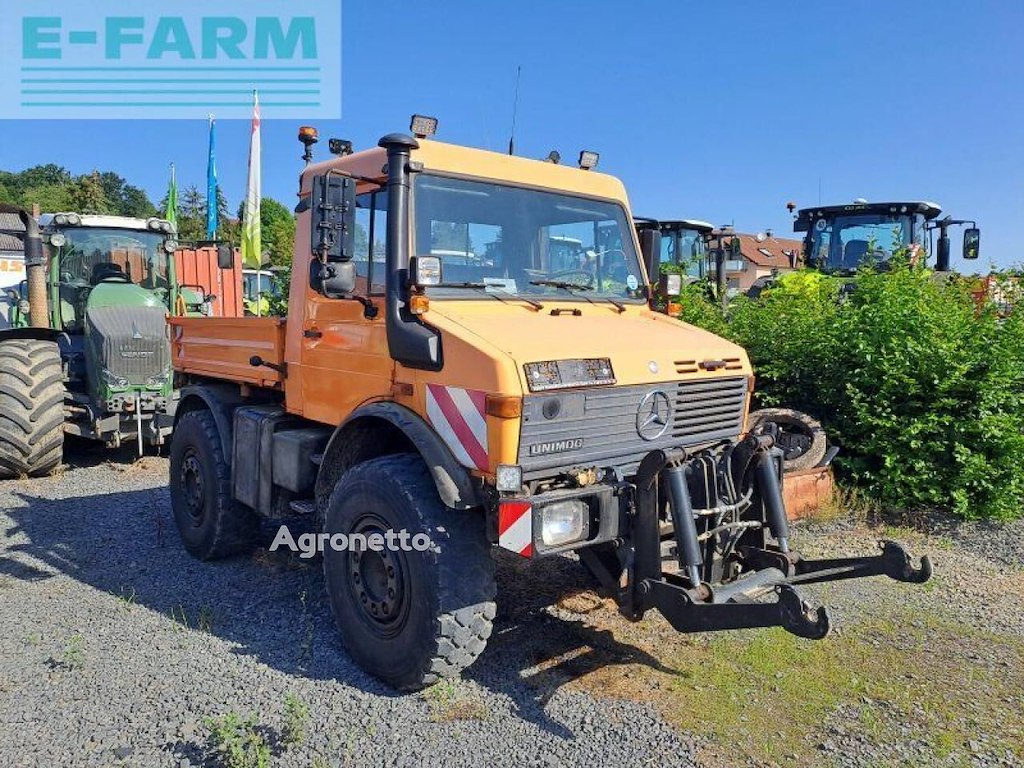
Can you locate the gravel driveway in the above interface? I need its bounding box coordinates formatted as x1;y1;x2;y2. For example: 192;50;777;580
0;445;1021;767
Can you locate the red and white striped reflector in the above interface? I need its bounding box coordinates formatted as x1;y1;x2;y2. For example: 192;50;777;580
425;384;489;471
498;500;533;557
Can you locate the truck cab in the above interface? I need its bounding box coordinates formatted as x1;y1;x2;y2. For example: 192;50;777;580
168;119;932;691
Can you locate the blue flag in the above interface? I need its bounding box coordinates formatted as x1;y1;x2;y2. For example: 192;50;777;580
206;116;218;240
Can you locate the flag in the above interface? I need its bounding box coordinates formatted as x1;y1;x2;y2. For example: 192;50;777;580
206;116;218;240
165;163;178;230
241;91;262;270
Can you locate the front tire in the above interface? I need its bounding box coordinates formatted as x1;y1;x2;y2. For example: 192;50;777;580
169;409;258;560
323;454;496;691
0;339;64;479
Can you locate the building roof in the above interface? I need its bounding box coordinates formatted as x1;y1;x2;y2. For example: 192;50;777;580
0;233;24;252
733;232;803;269
0;212;26;234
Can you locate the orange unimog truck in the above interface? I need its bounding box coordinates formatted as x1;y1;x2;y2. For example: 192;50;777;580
168;116;931;691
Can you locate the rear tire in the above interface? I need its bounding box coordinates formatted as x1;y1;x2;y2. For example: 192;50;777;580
323;454;496;691
169;408;258;560
0;339;64;479
748;407;827;471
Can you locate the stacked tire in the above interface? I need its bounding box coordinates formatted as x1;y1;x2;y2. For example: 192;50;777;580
0;339;64;479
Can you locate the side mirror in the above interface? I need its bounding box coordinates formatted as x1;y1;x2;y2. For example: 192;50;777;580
311;173;356;261
216;244;234;270
637;228;662;285
963;228;980;260
312;260;356;298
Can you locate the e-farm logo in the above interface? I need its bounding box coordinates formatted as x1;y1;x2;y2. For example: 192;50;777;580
0;0;341;119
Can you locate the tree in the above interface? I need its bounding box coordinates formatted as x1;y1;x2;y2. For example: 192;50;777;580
261;197;296;266
69;171;110;214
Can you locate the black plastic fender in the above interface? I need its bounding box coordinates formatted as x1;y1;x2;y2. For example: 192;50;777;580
174;384;245;466
315;401;480;513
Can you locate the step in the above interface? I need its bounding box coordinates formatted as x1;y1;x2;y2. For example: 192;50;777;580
288;499;317;516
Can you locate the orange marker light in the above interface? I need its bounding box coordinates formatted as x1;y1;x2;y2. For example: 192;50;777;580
485;395;523;419
409;295;430;315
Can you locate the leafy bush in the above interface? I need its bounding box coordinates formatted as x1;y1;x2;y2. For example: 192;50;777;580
678;265;1024;520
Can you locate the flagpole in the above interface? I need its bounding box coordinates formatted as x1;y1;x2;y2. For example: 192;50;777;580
242;89;262;316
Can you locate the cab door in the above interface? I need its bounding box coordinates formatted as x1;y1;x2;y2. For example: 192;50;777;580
300;190;393;426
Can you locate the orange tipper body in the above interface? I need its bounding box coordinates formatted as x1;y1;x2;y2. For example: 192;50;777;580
170;138;755;478
166;128;932;691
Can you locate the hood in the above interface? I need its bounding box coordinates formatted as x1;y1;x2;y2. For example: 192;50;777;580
426;300;750;390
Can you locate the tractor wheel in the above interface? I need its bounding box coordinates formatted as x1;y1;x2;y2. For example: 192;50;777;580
169;409;258;560
323;453;496;691
0;339;64;479
748;407;828;472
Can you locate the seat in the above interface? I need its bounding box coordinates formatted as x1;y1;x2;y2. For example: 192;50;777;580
842;240;869;269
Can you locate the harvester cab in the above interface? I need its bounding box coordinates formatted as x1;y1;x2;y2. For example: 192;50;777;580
792;200;981;274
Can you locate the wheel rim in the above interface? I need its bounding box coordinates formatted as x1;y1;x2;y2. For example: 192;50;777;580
179;449;205;525
346;514;410;638
775;424;813;460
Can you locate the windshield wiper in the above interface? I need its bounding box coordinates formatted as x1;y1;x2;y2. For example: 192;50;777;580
437;282;544;311
529;280;626;313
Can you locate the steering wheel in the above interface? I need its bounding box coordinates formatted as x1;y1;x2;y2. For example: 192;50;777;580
96;270;132;284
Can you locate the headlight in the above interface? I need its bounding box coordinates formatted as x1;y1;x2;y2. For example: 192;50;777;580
540;500;588;547
145;372;169;387
54;214;68;226
412;255;442;286
163;239;179;253
16;299;30;315
495;464;523;493
101;369;130;388
49;232;67;248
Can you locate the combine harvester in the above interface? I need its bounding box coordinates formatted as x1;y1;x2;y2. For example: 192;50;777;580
0;208;237;478
165;116;932;691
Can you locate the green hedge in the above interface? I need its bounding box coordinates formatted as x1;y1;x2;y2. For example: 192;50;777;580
677;267;1024;520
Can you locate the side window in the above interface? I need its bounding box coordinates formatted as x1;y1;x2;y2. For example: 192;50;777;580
660;233;675;266
353;191;387;295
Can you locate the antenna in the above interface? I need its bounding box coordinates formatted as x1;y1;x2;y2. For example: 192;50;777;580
508;65;521;156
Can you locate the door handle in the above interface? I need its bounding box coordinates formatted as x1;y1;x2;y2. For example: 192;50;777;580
303;329;322;339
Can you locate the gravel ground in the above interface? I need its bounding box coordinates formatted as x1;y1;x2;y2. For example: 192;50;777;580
0;445;1021;767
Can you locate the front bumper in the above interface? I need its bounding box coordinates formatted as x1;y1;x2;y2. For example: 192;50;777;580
491;435;931;640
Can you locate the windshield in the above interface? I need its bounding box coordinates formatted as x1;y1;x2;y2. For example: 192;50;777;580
413;175;646;302
52;227;170;289
660;227;707;278
243;272;277;298
809;213;928;272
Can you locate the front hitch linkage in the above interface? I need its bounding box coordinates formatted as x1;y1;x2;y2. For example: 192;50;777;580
625;443;932;640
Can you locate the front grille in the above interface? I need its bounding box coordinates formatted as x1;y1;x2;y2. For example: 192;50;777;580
86;305;170;386
518;376;748;479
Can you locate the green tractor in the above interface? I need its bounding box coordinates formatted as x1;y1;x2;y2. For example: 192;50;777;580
0;209;218;478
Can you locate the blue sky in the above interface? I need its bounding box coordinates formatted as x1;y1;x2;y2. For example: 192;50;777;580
1;0;1021;269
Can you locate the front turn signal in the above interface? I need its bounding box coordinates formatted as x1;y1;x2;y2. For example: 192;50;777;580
666;302;682;316
486;394;522;419
409;295;430;315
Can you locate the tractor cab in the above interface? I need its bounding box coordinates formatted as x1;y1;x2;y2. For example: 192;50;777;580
33;213;182;448
794;201;945;274
635;217;714;279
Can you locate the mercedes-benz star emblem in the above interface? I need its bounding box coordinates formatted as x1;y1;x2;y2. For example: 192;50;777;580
636;389;672;441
